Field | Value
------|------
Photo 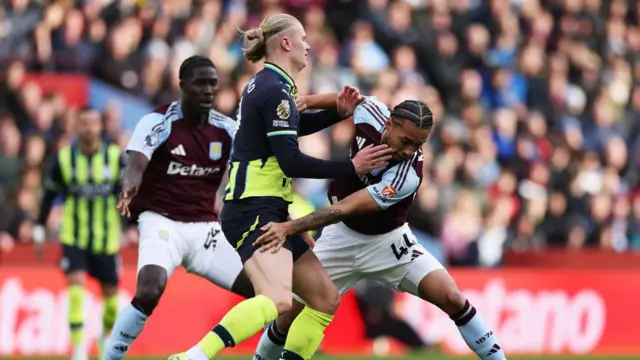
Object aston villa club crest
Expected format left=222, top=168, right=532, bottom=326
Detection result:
left=209, top=141, right=222, bottom=160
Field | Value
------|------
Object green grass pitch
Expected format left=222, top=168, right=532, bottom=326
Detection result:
left=7, top=355, right=640, bottom=360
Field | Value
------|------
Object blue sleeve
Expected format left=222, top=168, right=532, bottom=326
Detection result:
left=366, top=160, right=420, bottom=209
left=298, top=108, right=344, bottom=136
left=262, top=90, right=355, bottom=178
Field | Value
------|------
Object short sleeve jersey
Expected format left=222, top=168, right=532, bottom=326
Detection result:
left=327, top=97, right=424, bottom=235
left=126, top=101, right=236, bottom=222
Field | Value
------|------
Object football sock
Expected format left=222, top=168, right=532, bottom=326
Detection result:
left=68, top=285, right=85, bottom=348
left=254, top=321, right=286, bottom=360
left=102, top=294, right=119, bottom=334
left=281, top=306, right=333, bottom=360
left=451, top=300, right=506, bottom=359
left=194, top=295, right=278, bottom=359
left=102, top=299, right=148, bottom=360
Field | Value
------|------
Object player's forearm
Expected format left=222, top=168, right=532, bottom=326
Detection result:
left=122, top=152, right=149, bottom=191
left=270, top=135, right=354, bottom=178
left=284, top=191, right=377, bottom=234
left=298, top=108, right=344, bottom=136
left=285, top=206, right=346, bottom=235
left=303, top=93, right=338, bottom=110
left=36, top=189, right=58, bottom=226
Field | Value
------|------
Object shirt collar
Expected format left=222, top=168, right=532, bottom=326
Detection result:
left=264, top=62, right=297, bottom=95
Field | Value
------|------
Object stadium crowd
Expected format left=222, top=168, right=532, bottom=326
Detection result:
left=1, top=0, right=640, bottom=267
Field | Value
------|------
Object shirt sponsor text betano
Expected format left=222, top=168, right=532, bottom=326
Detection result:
left=166, top=161, right=220, bottom=176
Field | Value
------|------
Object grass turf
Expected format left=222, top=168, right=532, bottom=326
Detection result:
left=6, top=356, right=640, bottom=360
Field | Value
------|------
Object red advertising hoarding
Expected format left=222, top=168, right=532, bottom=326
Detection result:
left=0, top=267, right=638, bottom=357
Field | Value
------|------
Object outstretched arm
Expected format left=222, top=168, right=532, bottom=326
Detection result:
left=254, top=158, right=421, bottom=252
left=298, top=86, right=363, bottom=136
left=265, top=87, right=390, bottom=178
left=279, top=189, right=379, bottom=234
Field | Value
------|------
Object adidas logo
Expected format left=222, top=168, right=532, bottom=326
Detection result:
left=170, top=144, right=186, bottom=156
left=411, top=249, right=423, bottom=261
left=486, top=344, right=501, bottom=356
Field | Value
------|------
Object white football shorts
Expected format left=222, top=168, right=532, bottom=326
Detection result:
left=312, top=222, right=444, bottom=297
left=137, top=211, right=243, bottom=290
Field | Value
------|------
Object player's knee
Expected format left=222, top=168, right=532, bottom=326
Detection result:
left=305, top=282, right=340, bottom=315
left=444, top=288, right=467, bottom=316
left=319, top=286, right=340, bottom=315
left=133, top=265, right=168, bottom=314
left=133, top=284, right=164, bottom=314
left=269, top=293, right=293, bottom=315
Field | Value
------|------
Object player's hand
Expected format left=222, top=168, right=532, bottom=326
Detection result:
left=336, top=85, right=364, bottom=118
left=295, top=95, right=308, bottom=112
left=301, top=231, right=315, bottom=249
left=32, top=224, right=45, bottom=259
left=117, top=187, right=138, bottom=218
left=254, top=221, right=290, bottom=253
left=351, top=144, right=392, bottom=175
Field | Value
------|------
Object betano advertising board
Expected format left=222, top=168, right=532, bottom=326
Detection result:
left=0, top=267, right=637, bottom=357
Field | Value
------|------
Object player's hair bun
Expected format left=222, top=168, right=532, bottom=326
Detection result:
left=240, top=13, right=301, bottom=63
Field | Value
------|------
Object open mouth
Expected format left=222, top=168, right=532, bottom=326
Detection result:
left=199, top=100, right=213, bottom=108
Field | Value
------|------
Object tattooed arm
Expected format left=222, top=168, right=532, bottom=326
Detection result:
left=254, top=189, right=380, bottom=252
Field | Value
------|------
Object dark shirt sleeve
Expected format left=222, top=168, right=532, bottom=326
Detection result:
left=262, top=89, right=355, bottom=179
left=298, top=108, right=344, bottom=136
left=37, top=156, right=65, bottom=226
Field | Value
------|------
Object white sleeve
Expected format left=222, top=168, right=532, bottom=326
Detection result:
left=126, top=113, right=169, bottom=160
left=353, top=96, right=390, bottom=131
left=366, top=157, right=420, bottom=210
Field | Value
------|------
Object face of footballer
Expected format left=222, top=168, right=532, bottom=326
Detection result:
left=76, top=109, right=103, bottom=144
left=381, top=117, right=431, bottom=162
left=181, top=66, right=218, bottom=112
left=282, top=22, right=310, bottom=71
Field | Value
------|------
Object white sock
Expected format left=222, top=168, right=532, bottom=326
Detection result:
left=254, top=321, right=286, bottom=360
left=102, top=303, right=147, bottom=360
left=186, top=345, right=209, bottom=360
left=452, top=300, right=506, bottom=360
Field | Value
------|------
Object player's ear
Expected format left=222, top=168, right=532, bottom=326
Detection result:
left=385, top=118, right=392, bottom=130
left=179, top=80, right=185, bottom=91
left=281, top=36, right=291, bottom=51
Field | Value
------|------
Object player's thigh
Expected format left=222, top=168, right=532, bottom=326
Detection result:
left=291, top=249, right=340, bottom=315
left=137, top=211, right=183, bottom=277
left=221, top=205, right=310, bottom=264
left=244, top=247, right=294, bottom=313
left=87, top=252, right=121, bottom=289
left=363, top=226, right=444, bottom=294
left=61, top=245, right=89, bottom=285
left=183, top=221, right=245, bottom=291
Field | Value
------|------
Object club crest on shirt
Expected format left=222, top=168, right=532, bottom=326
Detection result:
left=209, top=141, right=222, bottom=160
left=277, top=99, right=291, bottom=120
left=159, top=229, right=169, bottom=241
left=381, top=185, right=397, bottom=198
left=144, top=133, right=157, bottom=147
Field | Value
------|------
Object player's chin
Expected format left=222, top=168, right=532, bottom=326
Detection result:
left=198, top=100, right=214, bottom=109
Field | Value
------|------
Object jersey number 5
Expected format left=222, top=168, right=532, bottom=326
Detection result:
left=390, top=234, right=417, bottom=260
